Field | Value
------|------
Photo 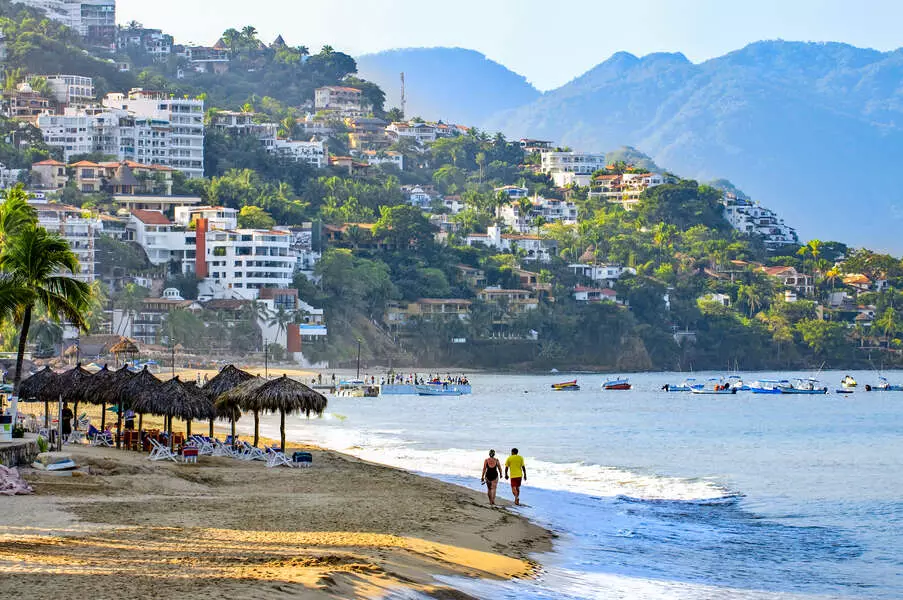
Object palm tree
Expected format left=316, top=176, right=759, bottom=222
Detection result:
left=1, top=225, right=92, bottom=391
left=267, top=305, right=293, bottom=345
left=241, top=25, right=259, bottom=44
left=0, top=185, right=37, bottom=250
left=876, top=307, right=898, bottom=347
left=297, top=45, right=310, bottom=57
left=320, top=45, right=334, bottom=55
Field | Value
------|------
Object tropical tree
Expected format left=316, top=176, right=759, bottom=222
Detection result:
left=0, top=225, right=92, bottom=390
left=0, top=185, right=37, bottom=250
left=875, top=306, right=899, bottom=346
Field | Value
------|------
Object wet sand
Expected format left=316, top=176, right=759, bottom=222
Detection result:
left=0, top=445, right=552, bottom=599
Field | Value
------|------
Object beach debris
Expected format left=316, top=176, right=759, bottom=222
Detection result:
left=32, top=452, right=77, bottom=472
left=0, top=464, right=33, bottom=495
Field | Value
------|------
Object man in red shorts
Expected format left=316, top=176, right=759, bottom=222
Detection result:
left=504, top=447, right=527, bottom=505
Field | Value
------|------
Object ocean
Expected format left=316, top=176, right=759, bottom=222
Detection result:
left=250, top=370, right=903, bottom=599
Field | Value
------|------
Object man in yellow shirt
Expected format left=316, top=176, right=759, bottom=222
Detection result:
left=504, top=447, right=527, bottom=505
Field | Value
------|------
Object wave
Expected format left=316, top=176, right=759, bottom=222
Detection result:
left=268, top=415, right=737, bottom=503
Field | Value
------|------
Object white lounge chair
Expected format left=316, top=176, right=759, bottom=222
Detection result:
left=148, top=438, right=178, bottom=462
left=265, top=448, right=295, bottom=468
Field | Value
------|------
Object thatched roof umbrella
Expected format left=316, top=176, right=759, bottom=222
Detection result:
left=110, top=338, right=139, bottom=367
left=112, top=366, right=161, bottom=448
left=18, top=366, right=59, bottom=428
left=173, top=377, right=215, bottom=438
left=134, top=376, right=215, bottom=448
left=203, top=365, right=254, bottom=438
left=245, top=375, right=327, bottom=452
left=53, top=364, right=96, bottom=430
left=80, top=364, right=115, bottom=430
left=218, top=377, right=268, bottom=447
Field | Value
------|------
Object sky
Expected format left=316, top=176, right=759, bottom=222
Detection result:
left=117, top=0, right=903, bottom=90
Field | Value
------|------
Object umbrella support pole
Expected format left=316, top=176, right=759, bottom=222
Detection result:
left=73, top=401, right=79, bottom=430
left=208, top=418, right=214, bottom=438
left=115, top=404, right=123, bottom=449
left=253, top=410, right=259, bottom=447
left=280, top=409, right=285, bottom=452
left=100, top=403, right=106, bottom=430
left=186, top=420, right=192, bottom=438
left=138, top=413, right=143, bottom=434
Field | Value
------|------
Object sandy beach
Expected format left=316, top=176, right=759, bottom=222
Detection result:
left=0, top=444, right=552, bottom=599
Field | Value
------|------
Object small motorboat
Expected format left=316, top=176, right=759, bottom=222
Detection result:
left=780, top=378, right=828, bottom=394
left=841, top=375, right=857, bottom=389
left=749, top=379, right=788, bottom=394
left=691, top=378, right=737, bottom=395
left=416, top=385, right=465, bottom=396
left=867, top=377, right=903, bottom=391
left=602, top=377, right=631, bottom=390
left=834, top=389, right=854, bottom=395
left=662, top=378, right=703, bottom=392
left=552, top=380, right=580, bottom=391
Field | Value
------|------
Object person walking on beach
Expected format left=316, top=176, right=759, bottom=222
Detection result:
left=505, top=448, right=527, bottom=505
left=481, top=449, right=502, bottom=506
left=61, top=402, right=73, bottom=440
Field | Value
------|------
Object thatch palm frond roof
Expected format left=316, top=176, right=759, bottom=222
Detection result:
left=54, top=364, right=96, bottom=403
left=113, top=366, right=162, bottom=411
left=110, top=339, right=139, bottom=354
left=81, top=364, right=115, bottom=405
left=202, top=364, right=255, bottom=400
left=18, top=366, right=58, bottom=402
left=133, top=376, right=215, bottom=421
left=253, top=375, right=327, bottom=417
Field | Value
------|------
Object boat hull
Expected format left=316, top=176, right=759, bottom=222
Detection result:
left=780, top=388, right=828, bottom=395
left=381, top=384, right=471, bottom=395
left=750, top=388, right=783, bottom=394
left=603, top=383, right=632, bottom=390
left=416, top=386, right=465, bottom=396
left=691, top=389, right=737, bottom=395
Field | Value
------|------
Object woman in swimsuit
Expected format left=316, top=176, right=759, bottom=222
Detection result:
left=481, top=449, right=502, bottom=506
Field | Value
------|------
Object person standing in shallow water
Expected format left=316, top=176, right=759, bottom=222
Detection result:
left=481, top=449, right=502, bottom=505
left=505, top=447, right=527, bottom=505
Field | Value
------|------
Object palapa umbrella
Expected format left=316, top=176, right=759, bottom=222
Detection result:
left=133, top=376, right=215, bottom=449
left=110, top=338, right=139, bottom=367
left=18, top=366, right=59, bottom=428
left=173, top=378, right=215, bottom=438
left=112, top=366, right=161, bottom=448
left=218, top=376, right=268, bottom=447
left=54, top=364, right=96, bottom=431
left=203, top=365, right=254, bottom=439
left=81, top=364, right=115, bottom=429
left=240, top=375, right=327, bottom=452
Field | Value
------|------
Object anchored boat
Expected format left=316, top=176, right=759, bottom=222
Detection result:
left=867, top=377, right=903, bottom=391
left=602, top=377, right=631, bottom=390
left=780, top=378, right=828, bottom=394
left=552, top=380, right=580, bottom=391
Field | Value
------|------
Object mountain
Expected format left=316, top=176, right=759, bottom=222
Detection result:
left=484, top=41, right=903, bottom=251
left=356, top=47, right=540, bottom=125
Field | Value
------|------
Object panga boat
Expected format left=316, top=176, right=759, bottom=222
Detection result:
left=867, top=377, right=903, bottom=391
left=552, top=380, right=580, bottom=391
left=780, top=378, right=828, bottom=394
left=416, top=385, right=465, bottom=396
left=662, top=378, right=703, bottom=392
left=691, top=378, right=737, bottom=395
left=749, top=380, right=788, bottom=394
left=841, top=375, right=857, bottom=388
left=602, top=377, right=631, bottom=390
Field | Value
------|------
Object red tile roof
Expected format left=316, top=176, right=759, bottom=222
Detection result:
left=70, top=160, right=100, bottom=167
left=32, top=159, right=65, bottom=166
left=131, top=209, right=172, bottom=225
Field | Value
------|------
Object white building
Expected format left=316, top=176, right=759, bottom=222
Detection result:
left=407, top=186, right=433, bottom=209
left=32, top=202, right=102, bottom=283
left=465, top=226, right=558, bottom=262
left=568, top=263, right=636, bottom=286
left=541, top=151, right=606, bottom=187
left=174, top=205, right=238, bottom=231
left=589, top=172, right=669, bottom=208
left=13, top=1, right=116, bottom=47
left=573, top=285, right=620, bottom=304
left=43, top=75, right=94, bottom=106
left=197, top=228, right=295, bottom=301
left=103, top=89, right=204, bottom=178
left=360, top=150, right=404, bottom=170
left=386, top=121, right=437, bottom=145
left=721, top=193, right=798, bottom=250
left=211, top=111, right=278, bottom=148
left=270, top=138, right=326, bottom=168
left=497, top=197, right=578, bottom=233
left=495, top=185, right=529, bottom=200
left=314, top=86, right=367, bottom=115
left=126, top=209, right=194, bottom=268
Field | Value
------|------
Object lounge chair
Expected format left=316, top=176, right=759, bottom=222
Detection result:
left=265, top=447, right=294, bottom=468
left=237, top=442, right=266, bottom=461
left=148, top=438, right=178, bottom=462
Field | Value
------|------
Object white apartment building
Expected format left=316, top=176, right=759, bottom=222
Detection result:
left=31, top=202, right=103, bottom=283
left=174, top=205, right=238, bottom=231
left=198, top=229, right=294, bottom=301
left=495, top=185, right=530, bottom=200
left=465, top=226, right=558, bottom=263
left=360, top=150, right=403, bottom=170
left=14, top=1, right=115, bottom=46
left=103, top=89, right=204, bottom=178
left=211, top=111, right=278, bottom=148
left=386, top=121, right=437, bottom=145
left=589, top=172, right=669, bottom=208
left=497, top=197, right=578, bottom=233
left=568, top=263, right=636, bottom=286
left=43, top=75, right=94, bottom=106
left=541, top=151, right=606, bottom=187
left=314, top=86, right=366, bottom=115
left=126, top=209, right=195, bottom=268
left=721, top=193, right=798, bottom=249
left=270, top=138, right=326, bottom=168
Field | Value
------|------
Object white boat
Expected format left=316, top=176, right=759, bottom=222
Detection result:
left=691, top=378, right=737, bottom=395
left=867, top=377, right=903, bottom=392
left=749, top=379, right=788, bottom=394
left=780, top=378, right=828, bottom=395
left=662, top=377, right=703, bottom=392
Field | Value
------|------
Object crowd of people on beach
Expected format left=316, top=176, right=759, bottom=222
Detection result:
left=379, top=373, right=470, bottom=386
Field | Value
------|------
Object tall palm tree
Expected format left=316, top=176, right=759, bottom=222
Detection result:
left=1, top=225, right=92, bottom=391
left=0, top=185, right=37, bottom=250
left=267, top=305, right=293, bottom=344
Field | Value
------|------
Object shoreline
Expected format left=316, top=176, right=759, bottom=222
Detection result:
left=0, top=442, right=553, bottom=599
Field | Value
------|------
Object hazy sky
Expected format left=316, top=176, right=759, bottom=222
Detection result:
left=118, top=0, right=903, bottom=90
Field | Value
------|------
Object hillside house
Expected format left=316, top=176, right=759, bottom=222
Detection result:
left=761, top=266, right=814, bottom=296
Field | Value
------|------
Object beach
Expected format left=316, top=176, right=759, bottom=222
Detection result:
left=0, top=445, right=552, bottom=599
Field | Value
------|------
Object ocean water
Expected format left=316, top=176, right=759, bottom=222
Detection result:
left=249, top=370, right=903, bottom=599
